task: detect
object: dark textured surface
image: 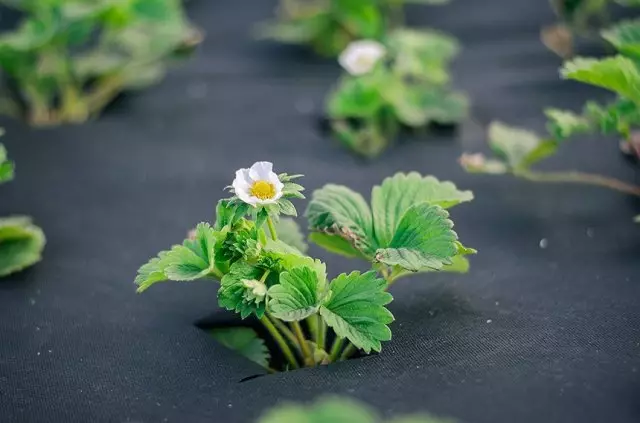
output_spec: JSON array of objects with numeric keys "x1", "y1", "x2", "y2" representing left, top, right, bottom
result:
[{"x1": 1, "y1": 1, "x2": 640, "y2": 422}]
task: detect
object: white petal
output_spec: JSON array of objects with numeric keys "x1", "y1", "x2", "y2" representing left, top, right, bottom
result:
[
  {"x1": 232, "y1": 170, "x2": 250, "y2": 194},
  {"x1": 237, "y1": 190, "x2": 258, "y2": 206},
  {"x1": 233, "y1": 168, "x2": 251, "y2": 189},
  {"x1": 249, "y1": 161, "x2": 273, "y2": 181},
  {"x1": 267, "y1": 172, "x2": 284, "y2": 198},
  {"x1": 338, "y1": 40, "x2": 386, "y2": 76}
]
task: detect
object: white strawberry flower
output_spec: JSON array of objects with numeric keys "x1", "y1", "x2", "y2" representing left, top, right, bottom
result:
[
  {"x1": 232, "y1": 161, "x2": 284, "y2": 207},
  {"x1": 338, "y1": 40, "x2": 386, "y2": 76}
]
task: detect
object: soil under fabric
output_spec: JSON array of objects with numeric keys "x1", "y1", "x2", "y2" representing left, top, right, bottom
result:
[{"x1": 1, "y1": 1, "x2": 639, "y2": 422}]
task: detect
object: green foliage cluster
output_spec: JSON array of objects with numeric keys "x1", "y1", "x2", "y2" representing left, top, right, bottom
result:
[
  {"x1": 0, "y1": 0, "x2": 201, "y2": 126},
  {"x1": 461, "y1": 20, "x2": 640, "y2": 221},
  {"x1": 543, "y1": 0, "x2": 640, "y2": 57},
  {"x1": 256, "y1": 0, "x2": 449, "y2": 57},
  {"x1": 0, "y1": 141, "x2": 45, "y2": 277},
  {"x1": 135, "y1": 167, "x2": 474, "y2": 371},
  {"x1": 257, "y1": 397, "x2": 455, "y2": 423},
  {"x1": 327, "y1": 30, "x2": 468, "y2": 157}
]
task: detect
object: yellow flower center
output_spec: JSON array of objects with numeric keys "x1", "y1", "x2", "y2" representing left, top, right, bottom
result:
[{"x1": 250, "y1": 180, "x2": 276, "y2": 200}]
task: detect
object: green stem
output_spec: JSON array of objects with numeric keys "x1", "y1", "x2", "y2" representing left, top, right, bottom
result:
[
  {"x1": 292, "y1": 321, "x2": 313, "y2": 365},
  {"x1": 328, "y1": 337, "x2": 345, "y2": 363},
  {"x1": 260, "y1": 270, "x2": 270, "y2": 283},
  {"x1": 306, "y1": 315, "x2": 319, "y2": 344},
  {"x1": 340, "y1": 343, "x2": 357, "y2": 361},
  {"x1": 271, "y1": 317, "x2": 300, "y2": 353},
  {"x1": 266, "y1": 216, "x2": 278, "y2": 241},
  {"x1": 87, "y1": 74, "x2": 125, "y2": 116},
  {"x1": 514, "y1": 169, "x2": 640, "y2": 197},
  {"x1": 261, "y1": 315, "x2": 299, "y2": 370},
  {"x1": 316, "y1": 315, "x2": 326, "y2": 351}
]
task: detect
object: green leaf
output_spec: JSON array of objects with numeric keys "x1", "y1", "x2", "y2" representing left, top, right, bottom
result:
[
  {"x1": 370, "y1": 172, "x2": 472, "y2": 247},
  {"x1": 335, "y1": 1, "x2": 383, "y2": 39},
  {"x1": 388, "y1": 28, "x2": 459, "y2": 62},
  {"x1": 602, "y1": 19, "x2": 640, "y2": 59},
  {"x1": 209, "y1": 327, "x2": 270, "y2": 369},
  {"x1": 258, "y1": 397, "x2": 378, "y2": 423},
  {"x1": 561, "y1": 56, "x2": 640, "y2": 102},
  {"x1": 157, "y1": 245, "x2": 210, "y2": 281},
  {"x1": 306, "y1": 184, "x2": 374, "y2": 254},
  {"x1": 268, "y1": 266, "x2": 327, "y2": 321},
  {"x1": 375, "y1": 203, "x2": 458, "y2": 272},
  {"x1": 274, "y1": 217, "x2": 308, "y2": 253},
  {"x1": 320, "y1": 271, "x2": 394, "y2": 353},
  {"x1": 308, "y1": 232, "x2": 362, "y2": 258},
  {"x1": 277, "y1": 198, "x2": 298, "y2": 217},
  {"x1": 328, "y1": 75, "x2": 385, "y2": 119},
  {"x1": 634, "y1": 214, "x2": 640, "y2": 223},
  {"x1": 0, "y1": 143, "x2": 14, "y2": 184},
  {"x1": 0, "y1": 216, "x2": 46, "y2": 277},
  {"x1": 545, "y1": 108, "x2": 592, "y2": 141},
  {"x1": 218, "y1": 261, "x2": 267, "y2": 319},
  {"x1": 135, "y1": 222, "x2": 222, "y2": 292},
  {"x1": 488, "y1": 121, "x2": 541, "y2": 168},
  {"x1": 386, "y1": 85, "x2": 468, "y2": 127}
]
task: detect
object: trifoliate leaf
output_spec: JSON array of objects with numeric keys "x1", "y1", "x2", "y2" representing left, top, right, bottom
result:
[
  {"x1": 0, "y1": 216, "x2": 45, "y2": 277},
  {"x1": 306, "y1": 184, "x2": 374, "y2": 254},
  {"x1": 370, "y1": 172, "x2": 472, "y2": 247},
  {"x1": 561, "y1": 56, "x2": 640, "y2": 103},
  {"x1": 135, "y1": 222, "x2": 223, "y2": 292},
  {"x1": 262, "y1": 239, "x2": 327, "y2": 283},
  {"x1": 320, "y1": 271, "x2": 394, "y2": 353},
  {"x1": 209, "y1": 327, "x2": 270, "y2": 369},
  {"x1": 0, "y1": 143, "x2": 14, "y2": 184},
  {"x1": 375, "y1": 203, "x2": 458, "y2": 272},
  {"x1": 268, "y1": 266, "x2": 327, "y2": 321},
  {"x1": 602, "y1": 19, "x2": 640, "y2": 59},
  {"x1": 258, "y1": 397, "x2": 378, "y2": 423},
  {"x1": 218, "y1": 261, "x2": 267, "y2": 319},
  {"x1": 274, "y1": 218, "x2": 308, "y2": 253}
]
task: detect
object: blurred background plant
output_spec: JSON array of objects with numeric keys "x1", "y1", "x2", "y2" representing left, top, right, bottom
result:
[
  {"x1": 0, "y1": 135, "x2": 45, "y2": 277},
  {"x1": 327, "y1": 30, "x2": 467, "y2": 157},
  {"x1": 460, "y1": 19, "x2": 640, "y2": 221},
  {"x1": 542, "y1": 0, "x2": 640, "y2": 57},
  {"x1": 255, "y1": 0, "x2": 451, "y2": 57},
  {"x1": 257, "y1": 396, "x2": 456, "y2": 423},
  {"x1": 0, "y1": 0, "x2": 201, "y2": 126}
]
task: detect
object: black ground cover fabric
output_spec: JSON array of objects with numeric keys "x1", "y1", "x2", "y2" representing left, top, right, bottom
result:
[{"x1": 1, "y1": 1, "x2": 639, "y2": 422}]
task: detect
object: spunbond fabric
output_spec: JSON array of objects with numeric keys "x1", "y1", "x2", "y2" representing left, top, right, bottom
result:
[{"x1": 0, "y1": 1, "x2": 639, "y2": 422}]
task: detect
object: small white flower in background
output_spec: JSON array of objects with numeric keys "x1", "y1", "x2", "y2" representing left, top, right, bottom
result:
[
  {"x1": 338, "y1": 40, "x2": 386, "y2": 76},
  {"x1": 242, "y1": 279, "x2": 267, "y2": 303},
  {"x1": 232, "y1": 161, "x2": 284, "y2": 206}
]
